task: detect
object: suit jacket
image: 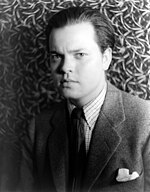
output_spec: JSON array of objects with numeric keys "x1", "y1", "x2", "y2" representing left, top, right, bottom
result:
[{"x1": 19, "y1": 82, "x2": 150, "y2": 192}]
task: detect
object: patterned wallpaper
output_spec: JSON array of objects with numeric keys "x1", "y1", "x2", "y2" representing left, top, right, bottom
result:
[{"x1": 0, "y1": 0, "x2": 150, "y2": 137}]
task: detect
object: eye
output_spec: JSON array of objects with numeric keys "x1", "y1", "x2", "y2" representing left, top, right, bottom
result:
[
  {"x1": 50, "y1": 53, "x2": 62, "y2": 63},
  {"x1": 75, "y1": 52, "x2": 87, "y2": 59}
]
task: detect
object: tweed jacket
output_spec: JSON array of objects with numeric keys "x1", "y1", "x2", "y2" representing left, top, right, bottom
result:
[{"x1": 19, "y1": 82, "x2": 150, "y2": 192}]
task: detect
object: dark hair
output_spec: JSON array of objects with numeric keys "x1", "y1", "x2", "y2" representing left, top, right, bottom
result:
[{"x1": 46, "y1": 6, "x2": 115, "y2": 53}]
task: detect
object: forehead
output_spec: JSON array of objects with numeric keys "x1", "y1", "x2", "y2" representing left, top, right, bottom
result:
[{"x1": 49, "y1": 22, "x2": 97, "y2": 50}]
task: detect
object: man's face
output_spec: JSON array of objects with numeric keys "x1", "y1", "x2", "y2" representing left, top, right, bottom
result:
[{"x1": 49, "y1": 22, "x2": 111, "y2": 106}]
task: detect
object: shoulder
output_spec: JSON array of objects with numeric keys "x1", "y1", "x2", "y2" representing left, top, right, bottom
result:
[
  {"x1": 108, "y1": 83, "x2": 150, "y2": 145},
  {"x1": 121, "y1": 88, "x2": 150, "y2": 120},
  {"x1": 108, "y1": 82, "x2": 150, "y2": 119},
  {"x1": 107, "y1": 82, "x2": 150, "y2": 139},
  {"x1": 35, "y1": 100, "x2": 67, "y2": 122},
  {"x1": 28, "y1": 100, "x2": 67, "y2": 141}
]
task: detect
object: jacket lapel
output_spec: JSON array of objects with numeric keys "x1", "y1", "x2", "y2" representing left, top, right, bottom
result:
[
  {"x1": 83, "y1": 83, "x2": 125, "y2": 190},
  {"x1": 48, "y1": 102, "x2": 69, "y2": 192}
]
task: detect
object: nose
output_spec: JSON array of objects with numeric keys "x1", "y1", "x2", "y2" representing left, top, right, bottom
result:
[{"x1": 60, "y1": 56, "x2": 73, "y2": 74}]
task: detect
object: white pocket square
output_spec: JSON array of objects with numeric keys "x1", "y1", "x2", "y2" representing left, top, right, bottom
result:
[{"x1": 116, "y1": 168, "x2": 139, "y2": 182}]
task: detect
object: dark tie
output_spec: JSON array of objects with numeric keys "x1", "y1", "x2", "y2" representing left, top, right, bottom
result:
[{"x1": 70, "y1": 107, "x2": 86, "y2": 192}]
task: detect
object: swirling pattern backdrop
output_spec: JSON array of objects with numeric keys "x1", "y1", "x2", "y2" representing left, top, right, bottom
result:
[{"x1": 0, "y1": 0, "x2": 150, "y2": 139}]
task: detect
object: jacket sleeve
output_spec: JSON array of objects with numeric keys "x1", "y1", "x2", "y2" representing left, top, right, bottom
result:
[
  {"x1": 19, "y1": 118, "x2": 36, "y2": 192},
  {"x1": 0, "y1": 133, "x2": 21, "y2": 191},
  {"x1": 143, "y1": 132, "x2": 150, "y2": 192}
]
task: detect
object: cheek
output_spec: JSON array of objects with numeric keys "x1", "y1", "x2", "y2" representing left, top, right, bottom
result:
[
  {"x1": 80, "y1": 64, "x2": 103, "y2": 88},
  {"x1": 51, "y1": 72, "x2": 61, "y2": 86},
  {"x1": 79, "y1": 60, "x2": 101, "y2": 79},
  {"x1": 50, "y1": 63, "x2": 59, "y2": 73}
]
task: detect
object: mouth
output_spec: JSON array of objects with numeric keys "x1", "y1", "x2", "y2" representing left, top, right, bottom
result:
[{"x1": 60, "y1": 79, "x2": 78, "y2": 87}]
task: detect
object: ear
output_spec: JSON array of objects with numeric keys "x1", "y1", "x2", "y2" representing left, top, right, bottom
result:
[{"x1": 102, "y1": 47, "x2": 112, "y2": 71}]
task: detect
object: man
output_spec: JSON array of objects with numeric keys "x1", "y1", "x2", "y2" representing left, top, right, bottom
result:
[{"x1": 20, "y1": 7, "x2": 150, "y2": 192}]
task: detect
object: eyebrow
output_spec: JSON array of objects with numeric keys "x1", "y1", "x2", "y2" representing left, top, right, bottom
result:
[
  {"x1": 50, "y1": 48, "x2": 87, "y2": 55},
  {"x1": 69, "y1": 49, "x2": 87, "y2": 53}
]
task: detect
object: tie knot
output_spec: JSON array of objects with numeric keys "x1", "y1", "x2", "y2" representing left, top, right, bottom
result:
[{"x1": 71, "y1": 107, "x2": 84, "y2": 120}]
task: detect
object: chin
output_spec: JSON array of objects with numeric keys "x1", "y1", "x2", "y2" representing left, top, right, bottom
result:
[{"x1": 61, "y1": 90, "x2": 79, "y2": 100}]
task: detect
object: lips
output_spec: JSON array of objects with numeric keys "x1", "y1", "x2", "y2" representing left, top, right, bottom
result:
[
  {"x1": 61, "y1": 78, "x2": 76, "y2": 83},
  {"x1": 60, "y1": 79, "x2": 78, "y2": 87}
]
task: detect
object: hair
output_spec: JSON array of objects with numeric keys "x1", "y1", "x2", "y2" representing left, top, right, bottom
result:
[{"x1": 46, "y1": 6, "x2": 115, "y2": 53}]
